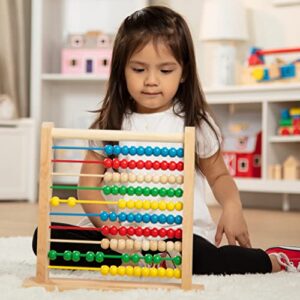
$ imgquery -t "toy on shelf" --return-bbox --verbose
[268,156,300,180]
[61,31,113,76]
[23,123,203,291]
[241,46,300,84]
[278,107,300,135]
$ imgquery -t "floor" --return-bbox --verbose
[0,201,299,250]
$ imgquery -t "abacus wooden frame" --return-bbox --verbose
[24,122,203,291]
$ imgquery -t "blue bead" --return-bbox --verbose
[144,146,153,156]
[134,213,143,223]
[166,215,175,224]
[127,213,135,222]
[104,145,113,156]
[113,145,121,155]
[175,215,183,224]
[153,147,161,156]
[109,212,117,221]
[136,146,144,156]
[118,212,127,222]
[129,146,137,155]
[176,148,184,158]
[100,211,109,221]
[142,213,151,223]
[150,214,158,224]
[161,147,168,157]
[168,147,177,157]
[121,145,129,155]
[158,214,167,224]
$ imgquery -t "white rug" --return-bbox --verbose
[0,237,299,300]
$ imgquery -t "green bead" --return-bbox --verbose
[127,186,135,196]
[150,187,159,196]
[159,188,167,197]
[153,254,162,264]
[72,250,81,262]
[95,251,104,263]
[103,186,111,195]
[119,186,127,195]
[111,186,119,195]
[134,186,143,196]
[173,256,182,266]
[121,253,130,263]
[144,254,152,264]
[142,187,151,196]
[167,188,175,197]
[48,250,57,260]
[63,250,72,261]
[175,188,183,197]
[131,253,140,263]
[85,251,95,262]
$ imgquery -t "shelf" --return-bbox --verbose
[42,73,109,81]
[235,178,300,193]
[269,135,300,143]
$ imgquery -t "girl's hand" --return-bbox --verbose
[215,203,251,248]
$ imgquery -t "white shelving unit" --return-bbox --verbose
[204,83,300,210]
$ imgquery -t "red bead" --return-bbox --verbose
[175,229,182,239]
[176,162,184,171]
[294,128,300,135]
[142,227,151,237]
[168,161,177,171]
[151,228,158,237]
[118,226,127,236]
[127,226,135,236]
[166,229,175,239]
[128,160,136,169]
[101,225,109,235]
[135,227,143,236]
[144,160,152,170]
[120,159,128,169]
[112,158,120,169]
[160,161,168,170]
[136,160,144,169]
[152,161,160,170]
[158,228,167,238]
[103,158,112,168]
[109,226,118,236]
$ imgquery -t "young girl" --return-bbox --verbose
[33,5,299,274]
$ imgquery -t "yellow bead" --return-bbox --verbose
[166,268,174,278]
[109,265,118,276]
[149,267,158,277]
[126,200,135,209]
[125,266,134,276]
[174,268,181,279]
[157,267,166,277]
[158,201,166,211]
[100,265,110,275]
[175,202,183,211]
[166,202,175,211]
[134,200,143,209]
[141,267,150,277]
[150,201,158,210]
[142,200,151,210]
[50,196,60,206]
[133,266,142,277]
[117,266,126,276]
[118,199,126,209]
[67,197,77,207]
[252,67,264,80]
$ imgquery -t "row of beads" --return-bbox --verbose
[103,172,184,185]
[104,144,184,158]
[102,185,183,198]
[101,225,182,239]
[48,250,181,266]
[103,158,184,171]
[100,238,182,253]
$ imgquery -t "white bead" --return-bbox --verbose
[144,174,152,183]
[112,172,121,182]
[149,240,158,251]
[103,172,112,182]
[128,173,136,183]
[168,175,176,184]
[118,239,126,251]
[141,240,150,251]
[110,239,118,250]
[160,175,168,184]
[152,175,160,183]
[174,241,182,252]
[101,238,110,249]
[158,240,166,252]
[120,173,128,183]
[126,239,134,250]
[136,174,144,183]
[176,175,184,184]
[134,240,142,251]
[166,241,174,252]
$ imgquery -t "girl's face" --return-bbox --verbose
[125,41,183,113]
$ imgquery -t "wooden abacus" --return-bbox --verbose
[24,122,203,291]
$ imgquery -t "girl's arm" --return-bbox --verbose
[199,150,252,248]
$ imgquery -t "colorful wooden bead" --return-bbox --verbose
[50,196,60,206]
[100,265,109,275]
[174,241,182,252]
[141,267,150,277]
[142,240,150,251]
[120,173,128,182]
[134,200,143,209]
[110,265,118,276]
[144,174,152,183]
[110,239,118,250]
[158,240,166,252]
[175,201,183,211]
[112,172,120,182]
[128,173,136,183]
[166,202,175,211]
[118,199,126,209]
[160,175,168,184]
[152,175,160,183]
[158,201,166,210]
[134,240,142,251]
[103,172,113,182]
[101,238,110,250]
[166,241,174,252]
[168,175,176,184]
[126,239,134,250]
[150,240,158,251]
[67,197,76,207]
[176,175,184,184]
[136,174,144,183]
[117,265,126,276]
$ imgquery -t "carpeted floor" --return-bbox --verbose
[0,237,299,300]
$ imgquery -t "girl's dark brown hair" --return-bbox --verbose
[91,6,220,168]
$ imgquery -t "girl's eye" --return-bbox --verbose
[161,69,173,74]
[132,68,144,73]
